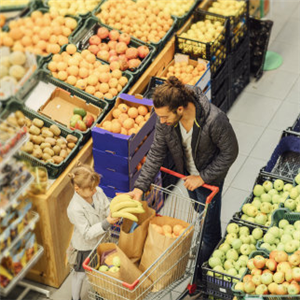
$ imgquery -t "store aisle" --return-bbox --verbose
[10,0,300,299]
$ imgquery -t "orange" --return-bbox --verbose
[66,44,77,55]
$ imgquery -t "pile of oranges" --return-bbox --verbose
[0,10,78,56]
[47,44,129,100]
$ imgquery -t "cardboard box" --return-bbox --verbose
[38,88,101,133]
[158,54,211,91]
[92,94,156,157]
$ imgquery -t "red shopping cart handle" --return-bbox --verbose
[122,279,140,290]
[83,257,92,272]
[160,167,219,204]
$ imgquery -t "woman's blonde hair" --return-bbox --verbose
[68,162,100,190]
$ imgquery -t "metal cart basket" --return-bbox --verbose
[83,167,219,300]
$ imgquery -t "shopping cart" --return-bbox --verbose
[83,167,219,300]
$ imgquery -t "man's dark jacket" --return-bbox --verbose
[134,87,239,192]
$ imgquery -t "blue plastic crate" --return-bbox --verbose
[93,129,154,175]
[92,94,156,157]
[263,130,300,182]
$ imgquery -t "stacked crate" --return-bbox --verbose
[91,94,156,198]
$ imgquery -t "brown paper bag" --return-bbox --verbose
[87,243,152,300]
[118,201,156,263]
[139,216,194,292]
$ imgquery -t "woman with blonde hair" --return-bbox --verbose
[67,162,119,300]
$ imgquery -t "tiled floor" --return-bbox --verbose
[7,1,300,299]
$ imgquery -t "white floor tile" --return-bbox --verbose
[268,0,300,22]
[268,100,300,130]
[230,157,267,192]
[268,39,300,74]
[227,92,281,127]
[291,3,300,19]
[221,187,251,224]
[275,19,300,46]
[268,18,288,43]
[230,120,265,155]
[224,153,248,187]
[250,128,282,161]
[244,70,299,100]
[285,75,300,104]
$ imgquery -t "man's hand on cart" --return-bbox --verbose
[116,188,143,201]
[107,212,120,224]
[183,175,204,191]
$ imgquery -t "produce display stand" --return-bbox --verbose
[83,168,219,300]
[24,138,94,288]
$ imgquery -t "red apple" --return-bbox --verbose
[247,259,255,270]
[276,284,288,295]
[266,258,277,272]
[288,282,300,295]
[270,250,278,260]
[255,284,268,295]
[118,33,131,45]
[118,54,128,61]
[118,59,129,71]
[88,45,99,55]
[292,267,300,281]
[75,120,87,131]
[108,40,117,50]
[126,47,138,59]
[97,27,109,39]
[109,49,117,57]
[109,30,120,41]
[251,268,263,276]
[285,269,293,282]
[273,271,285,284]
[275,251,289,263]
[244,281,256,293]
[98,43,110,51]
[115,42,128,54]
[89,35,101,45]
[128,58,141,69]
[253,255,266,269]
[277,262,292,274]
[83,115,94,128]
[243,274,253,283]
[262,269,273,274]
[268,282,278,294]
[137,45,150,58]
[97,50,109,61]
[288,253,300,266]
[109,56,119,63]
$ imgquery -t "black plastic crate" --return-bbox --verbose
[143,77,166,100]
[230,21,249,53]
[70,16,156,81]
[249,17,273,80]
[230,34,250,71]
[202,218,266,299]
[212,78,230,110]
[15,69,109,145]
[233,170,292,229]
[263,130,300,183]
[176,9,230,77]
[218,95,230,113]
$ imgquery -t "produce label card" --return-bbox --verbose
[174,53,189,63]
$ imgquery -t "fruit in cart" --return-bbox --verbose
[112,256,121,267]
[99,265,109,272]
[108,266,120,273]
[96,0,174,44]
[173,224,183,236]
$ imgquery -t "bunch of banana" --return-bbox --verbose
[110,194,145,222]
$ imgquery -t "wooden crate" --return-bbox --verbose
[26,138,93,288]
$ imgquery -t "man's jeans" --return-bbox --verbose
[187,180,224,282]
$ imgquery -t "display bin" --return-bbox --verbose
[0,0,31,12]
[93,129,154,175]
[70,16,156,81]
[230,21,249,53]
[262,130,300,183]
[233,170,290,229]
[256,208,300,254]
[41,45,133,108]
[0,100,83,178]
[230,35,250,71]
[218,92,231,113]
[202,218,266,300]
[93,1,178,53]
[92,94,156,157]
[212,79,230,110]
[176,9,229,77]
[200,0,249,32]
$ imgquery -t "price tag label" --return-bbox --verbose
[197,58,207,66]
[174,53,189,63]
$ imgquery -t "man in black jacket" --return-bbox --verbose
[129,76,239,283]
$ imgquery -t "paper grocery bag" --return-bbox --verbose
[87,243,152,300]
[118,201,156,263]
[139,216,194,292]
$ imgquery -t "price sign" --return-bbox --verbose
[174,53,189,63]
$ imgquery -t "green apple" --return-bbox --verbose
[219,242,231,253]
[252,198,261,209]
[231,238,242,250]
[227,223,240,234]
[296,185,300,194]
[213,265,225,275]
[255,212,267,225]
[294,221,300,230]
[249,235,257,245]
[279,219,289,229]
[285,199,296,211]
[253,184,264,197]
[99,265,109,272]
[284,225,295,235]
[241,214,248,220]
[271,194,281,204]
[295,204,300,212]
[284,183,293,192]
[239,267,247,277]
[281,234,293,244]
[272,203,279,210]
[226,233,238,245]
[274,238,280,244]
[227,268,238,276]
[224,259,235,270]
[284,241,296,253]
[268,189,278,197]
[261,193,272,203]
[265,221,271,227]
[260,242,272,251]
[264,232,276,244]
[209,256,222,268]
[112,256,121,267]
[295,173,300,185]
[226,249,239,261]
[109,266,119,273]
[252,227,263,240]
[212,249,225,262]
[235,259,247,269]
[293,230,300,240]
[250,244,256,251]
[292,240,300,249]
[240,234,251,244]
[240,244,252,255]
[239,226,250,236]
[246,205,258,217]
[274,179,284,191]
[268,226,280,237]
[277,243,285,251]
[263,180,273,192]
[242,203,251,214]
[247,217,255,223]
[281,191,290,200]
[290,187,299,200]
[260,202,272,214]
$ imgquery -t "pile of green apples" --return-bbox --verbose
[240,178,294,227]
[283,173,300,212]
[233,250,300,296]
[207,222,265,280]
[260,219,300,254]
